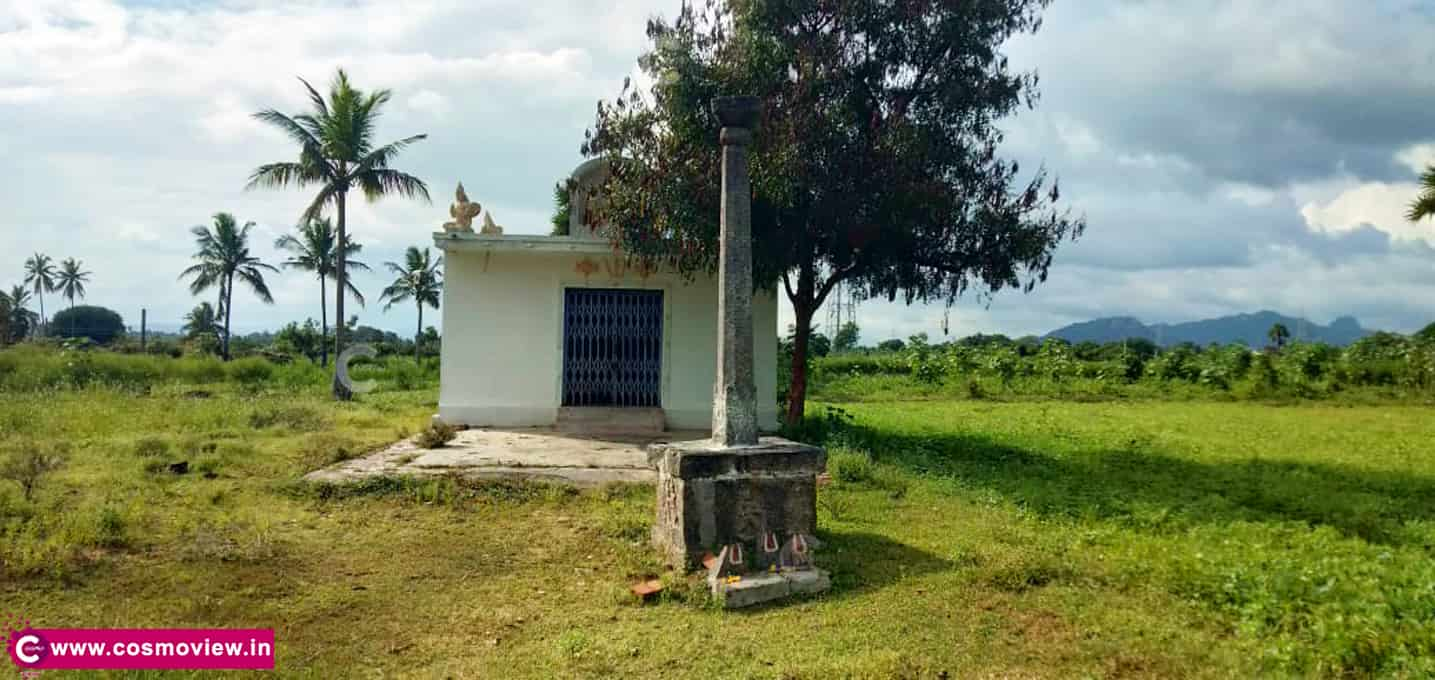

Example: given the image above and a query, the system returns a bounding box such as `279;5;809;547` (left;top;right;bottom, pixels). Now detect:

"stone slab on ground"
304;427;704;487
709;569;831;609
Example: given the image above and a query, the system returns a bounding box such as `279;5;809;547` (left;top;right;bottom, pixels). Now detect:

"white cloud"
1300;181;1428;243
1395;142;1435;175
1294;140;1435;244
1052;114;1101;156
406;89;451;119
1220;182;1278;208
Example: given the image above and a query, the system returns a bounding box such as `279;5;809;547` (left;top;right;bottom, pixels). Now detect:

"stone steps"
556;407;666;435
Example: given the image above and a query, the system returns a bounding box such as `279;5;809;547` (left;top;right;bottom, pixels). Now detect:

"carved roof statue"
442;183;482;233
480;212;504;235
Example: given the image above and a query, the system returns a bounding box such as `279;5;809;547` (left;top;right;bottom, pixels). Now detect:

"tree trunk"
415;304;422;363
319;275;329;367
222;273;234;361
785;302;815;427
332;189;352;400
36;289;44;338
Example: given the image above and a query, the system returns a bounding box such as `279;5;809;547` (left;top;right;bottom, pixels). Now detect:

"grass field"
3;378;1433;677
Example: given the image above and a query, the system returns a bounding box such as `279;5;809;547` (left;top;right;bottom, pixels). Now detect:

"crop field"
2;352;1433;677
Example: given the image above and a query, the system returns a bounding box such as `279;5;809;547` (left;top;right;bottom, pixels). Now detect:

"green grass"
3;366;1433;676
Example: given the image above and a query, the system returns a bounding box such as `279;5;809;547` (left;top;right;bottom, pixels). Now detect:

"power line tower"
825;280;859;336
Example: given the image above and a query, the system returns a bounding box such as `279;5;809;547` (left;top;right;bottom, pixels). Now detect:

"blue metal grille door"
562;288;663;407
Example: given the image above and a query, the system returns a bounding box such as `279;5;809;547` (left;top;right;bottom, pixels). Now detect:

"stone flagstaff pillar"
712;96;761;447
647;96;828;607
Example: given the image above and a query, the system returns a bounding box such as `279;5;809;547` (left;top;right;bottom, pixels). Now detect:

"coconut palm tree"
275;217;370;366
3;285;38;342
22;253;56;337
379;247;442;362
181;302;220;340
1268;322;1291;350
247;68;430;397
1407;164;1435;223
179;213;278;360
56;258;92;309
0;289;11;345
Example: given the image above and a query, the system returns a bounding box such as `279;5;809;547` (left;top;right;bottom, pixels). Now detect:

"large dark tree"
51;305;124;344
581;0;1083;425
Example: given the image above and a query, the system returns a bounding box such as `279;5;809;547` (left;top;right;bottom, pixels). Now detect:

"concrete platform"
303;427;705;487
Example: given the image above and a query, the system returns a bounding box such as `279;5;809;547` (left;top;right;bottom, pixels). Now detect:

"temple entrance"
561;288;663;407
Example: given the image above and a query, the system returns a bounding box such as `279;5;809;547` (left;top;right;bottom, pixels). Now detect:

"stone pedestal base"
709;568;831;608
648;437;826;569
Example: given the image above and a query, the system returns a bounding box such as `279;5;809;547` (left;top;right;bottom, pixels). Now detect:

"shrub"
828;446;876;484
248;404;324;431
196;457;222;478
179;519;283;563
386;359;423;391
227;358;275;386
817;489;856;521
133;436;171;458
95;505;128;548
416;422;459;449
297;433;361;468
906;334;946;384
1;442;67;502
965;378;986;399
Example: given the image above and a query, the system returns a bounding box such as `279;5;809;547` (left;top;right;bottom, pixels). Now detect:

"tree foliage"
0;291;10;346
56;258;92;309
182;302;221;341
275;217;370;366
379;247;443;362
1406;164;1435;223
50;305;125;344
833;321;860;353
179;213;278;360
876;338;905;353
23;253;56;335
582;0;1082;424
1416;322;1435;344
248;68;430;397
550;182;572;236
1268;323;1291;350
1;286;37;343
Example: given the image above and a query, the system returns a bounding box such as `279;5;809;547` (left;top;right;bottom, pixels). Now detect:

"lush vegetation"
787;330;1435;406
3;346;1433;677
0;344;437;394
790;400;1435;677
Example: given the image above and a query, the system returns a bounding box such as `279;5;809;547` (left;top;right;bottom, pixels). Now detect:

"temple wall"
437;249;779;431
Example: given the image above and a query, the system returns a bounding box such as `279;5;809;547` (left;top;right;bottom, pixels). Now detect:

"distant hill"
1045;311;1371;347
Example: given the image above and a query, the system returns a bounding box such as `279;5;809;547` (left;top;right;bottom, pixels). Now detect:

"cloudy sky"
3;0;1433;341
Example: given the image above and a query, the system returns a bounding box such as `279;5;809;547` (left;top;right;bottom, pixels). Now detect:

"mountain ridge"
1044;311;1371;347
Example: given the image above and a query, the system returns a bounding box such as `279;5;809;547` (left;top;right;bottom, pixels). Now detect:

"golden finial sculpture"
442;183;482;233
